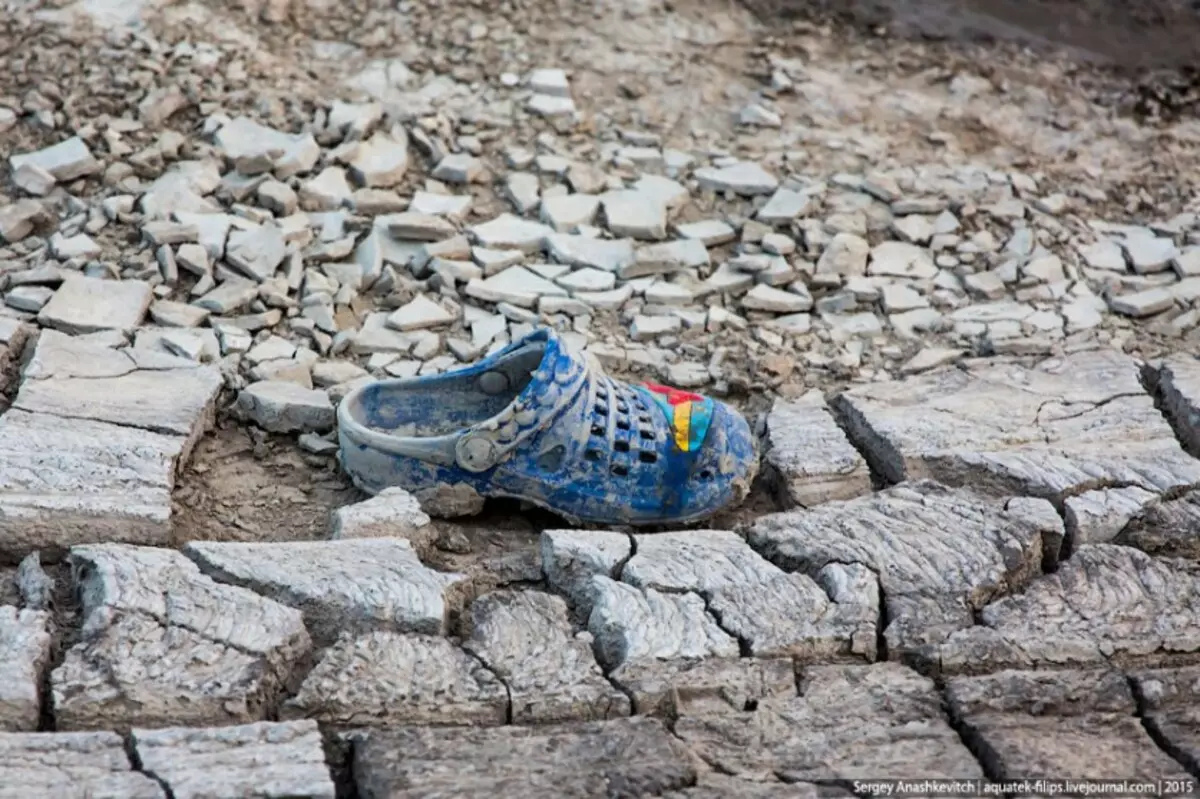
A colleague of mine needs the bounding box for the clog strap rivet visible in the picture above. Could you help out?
[456,433,499,472]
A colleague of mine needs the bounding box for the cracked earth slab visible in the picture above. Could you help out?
[130,719,335,799]
[0,331,222,563]
[0,730,165,799]
[183,537,470,647]
[349,716,698,798]
[946,669,1193,782]
[0,606,51,731]
[1131,665,1200,773]
[461,590,631,724]
[541,528,877,673]
[748,480,1057,658]
[14,329,222,458]
[929,544,1200,674]
[673,662,982,782]
[51,543,310,731]
[764,390,872,508]
[281,630,508,727]
[833,351,1200,540]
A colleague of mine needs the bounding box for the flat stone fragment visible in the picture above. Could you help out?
[620,529,877,661]
[281,631,508,727]
[131,720,335,799]
[330,487,433,551]
[0,730,165,798]
[766,391,871,507]
[749,481,1057,658]
[184,538,469,646]
[9,136,101,182]
[545,233,637,274]
[351,717,696,798]
[601,190,667,240]
[0,607,51,731]
[463,590,631,724]
[0,410,180,562]
[834,349,1200,503]
[933,544,1200,674]
[51,544,311,730]
[13,331,222,454]
[947,668,1190,782]
[1109,287,1176,317]
[469,214,554,252]
[694,162,778,196]
[236,380,335,433]
[1131,665,1200,773]
[675,663,983,782]
[37,275,153,334]
[225,224,287,282]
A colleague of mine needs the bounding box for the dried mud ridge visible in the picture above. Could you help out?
[9,336,1200,796]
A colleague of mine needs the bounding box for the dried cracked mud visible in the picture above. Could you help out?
[7,0,1200,794]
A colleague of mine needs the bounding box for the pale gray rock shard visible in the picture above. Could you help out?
[236,380,335,433]
[463,591,631,723]
[0,199,48,244]
[540,193,600,233]
[349,129,409,187]
[224,224,287,282]
[587,576,739,670]
[811,233,868,277]
[1122,235,1177,274]
[620,529,877,661]
[1079,238,1128,271]
[674,663,983,782]
[385,211,456,241]
[213,117,319,179]
[540,529,630,611]
[51,544,311,730]
[469,214,554,252]
[867,241,936,279]
[464,265,567,308]
[546,233,636,274]
[765,391,871,507]
[331,487,433,550]
[281,631,508,726]
[626,238,708,278]
[9,136,101,182]
[409,190,472,221]
[633,175,690,211]
[13,331,222,457]
[350,717,696,797]
[757,188,815,225]
[946,668,1190,782]
[131,720,335,799]
[0,607,51,731]
[37,274,153,334]
[933,544,1200,674]
[0,730,165,798]
[601,190,667,240]
[184,538,469,646]
[0,410,179,561]
[749,481,1057,659]
[1109,287,1175,317]
[694,162,778,196]
[834,349,1200,504]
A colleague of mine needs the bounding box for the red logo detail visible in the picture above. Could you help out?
[643,382,703,406]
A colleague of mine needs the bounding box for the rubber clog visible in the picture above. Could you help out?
[336,327,758,526]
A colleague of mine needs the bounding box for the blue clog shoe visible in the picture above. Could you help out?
[336,327,759,526]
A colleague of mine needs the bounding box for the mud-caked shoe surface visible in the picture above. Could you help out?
[336,327,759,526]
